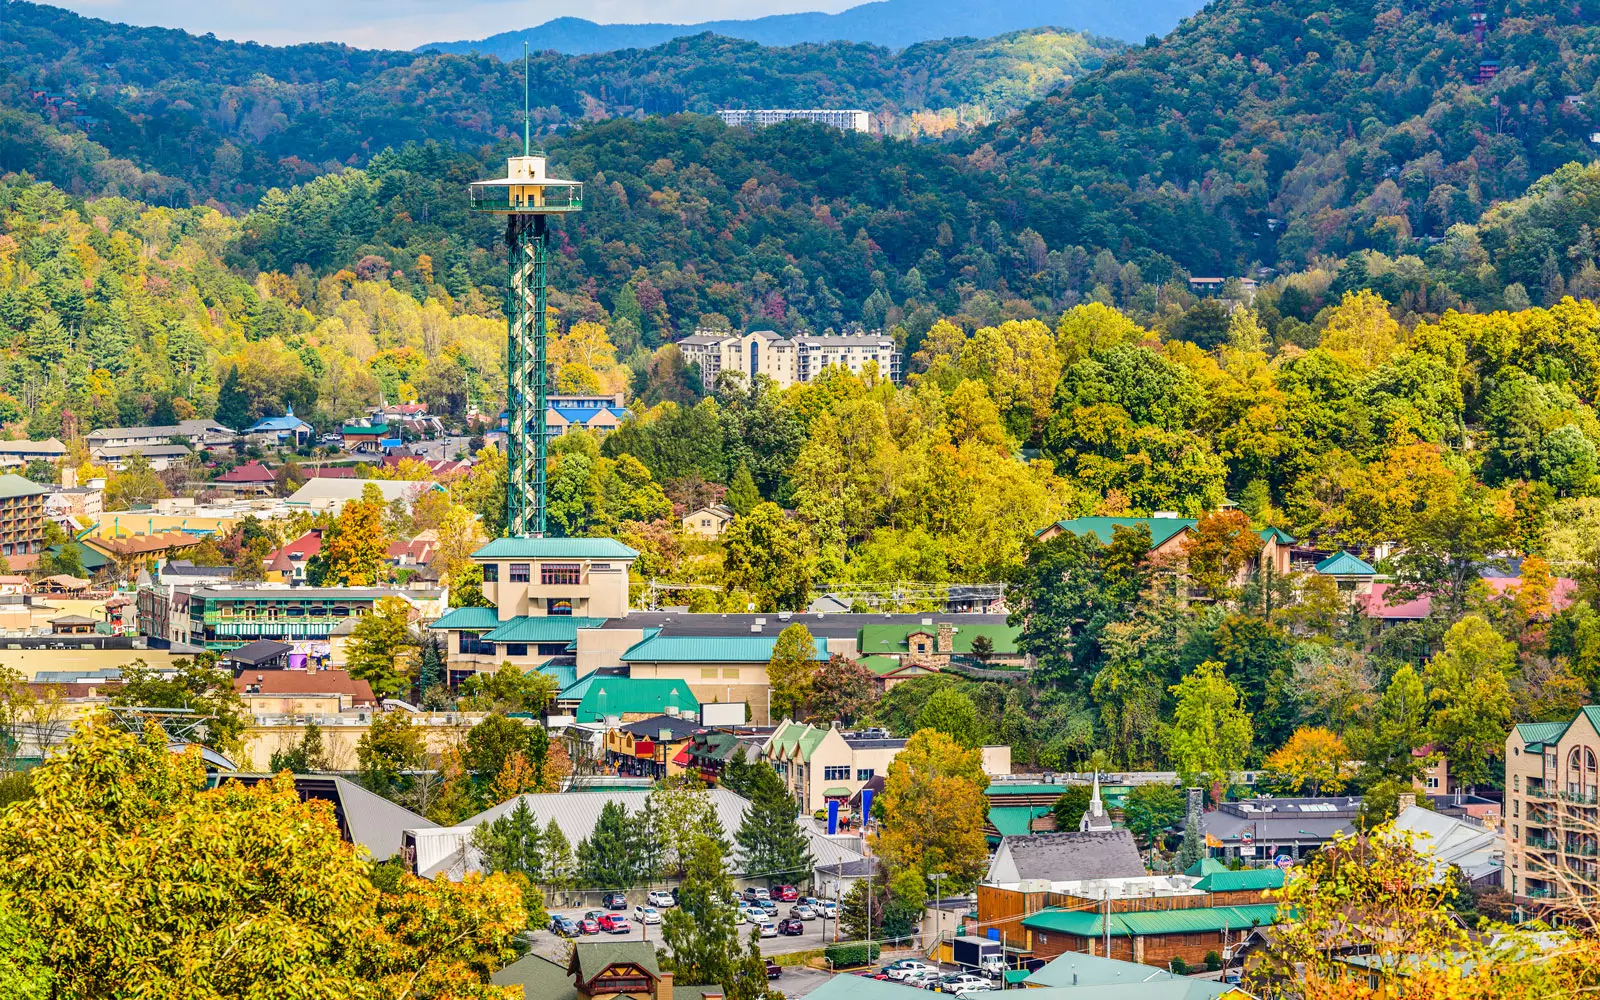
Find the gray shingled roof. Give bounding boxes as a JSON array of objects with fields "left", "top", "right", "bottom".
[{"left": 987, "top": 830, "right": 1146, "bottom": 885}]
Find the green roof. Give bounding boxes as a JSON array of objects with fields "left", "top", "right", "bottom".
[
  {"left": 1026, "top": 953, "right": 1248, "bottom": 998},
  {"left": 429, "top": 606, "right": 502, "bottom": 631},
  {"left": 51, "top": 541, "right": 110, "bottom": 571},
  {"left": 856, "top": 654, "right": 905, "bottom": 675},
  {"left": 1516, "top": 720, "right": 1571, "bottom": 750},
  {"left": 988, "top": 805, "right": 1052, "bottom": 836},
  {"left": 481, "top": 616, "right": 608, "bottom": 643},
  {"left": 1315, "top": 551, "right": 1377, "bottom": 576},
  {"left": 620, "top": 634, "right": 827, "bottom": 663},
  {"left": 823, "top": 786, "right": 851, "bottom": 797},
  {"left": 0, "top": 474, "right": 45, "bottom": 499},
  {"left": 1023, "top": 903, "right": 1284, "bottom": 938},
  {"left": 558, "top": 673, "right": 600, "bottom": 702},
  {"left": 1042, "top": 516, "right": 1293, "bottom": 550},
  {"left": 1194, "top": 868, "right": 1285, "bottom": 893},
  {"left": 473, "top": 537, "right": 638, "bottom": 560},
  {"left": 537, "top": 663, "right": 577, "bottom": 690},
  {"left": 1002, "top": 970, "right": 1031, "bottom": 985},
  {"left": 570, "top": 940, "right": 661, "bottom": 980},
  {"left": 575, "top": 678, "right": 700, "bottom": 722},
  {"left": 1043, "top": 516, "right": 1195, "bottom": 547},
  {"left": 985, "top": 783, "right": 1074, "bottom": 797},
  {"left": 341, "top": 423, "right": 389, "bottom": 435},
  {"left": 491, "top": 953, "right": 576, "bottom": 1000},
  {"left": 1184, "top": 857, "right": 1231, "bottom": 878},
  {"left": 857, "top": 622, "right": 1021, "bottom": 656}
]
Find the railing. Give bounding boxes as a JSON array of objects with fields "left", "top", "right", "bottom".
[
  {"left": 1527, "top": 835, "right": 1559, "bottom": 850},
  {"left": 1526, "top": 887, "right": 1556, "bottom": 899},
  {"left": 469, "top": 182, "right": 583, "bottom": 213},
  {"left": 1566, "top": 842, "right": 1600, "bottom": 857},
  {"left": 1526, "top": 785, "right": 1556, "bottom": 800}
]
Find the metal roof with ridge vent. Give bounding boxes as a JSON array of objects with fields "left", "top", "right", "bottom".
[{"left": 473, "top": 537, "right": 638, "bottom": 559}]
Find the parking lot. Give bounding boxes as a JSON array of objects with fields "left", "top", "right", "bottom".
[{"left": 528, "top": 898, "right": 846, "bottom": 962}]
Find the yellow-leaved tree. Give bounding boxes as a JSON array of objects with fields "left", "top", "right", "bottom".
[
  {"left": 0, "top": 720, "right": 524, "bottom": 998},
  {"left": 872, "top": 728, "right": 991, "bottom": 893}
]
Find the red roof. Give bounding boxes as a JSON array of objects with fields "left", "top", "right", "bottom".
[
  {"left": 385, "top": 538, "right": 436, "bottom": 565},
  {"left": 267, "top": 529, "right": 323, "bottom": 572},
  {"left": 1362, "top": 577, "right": 1577, "bottom": 620},
  {"left": 233, "top": 668, "right": 376, "bottom": 706},
  {"left": 672, "top": 746, "right": 690, "bottom": 766},
  {"left": 302, "top": 466, "right": 359, "bottom": 479},
  {"left": 216, "top": 460, "right": 275, "bottom": 484}
]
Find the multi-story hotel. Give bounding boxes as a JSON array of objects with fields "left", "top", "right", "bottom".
[
  {"left": 0, "top": 474, "right": 46, "bottom": 559},
  {"left": 715, "top": 108, "right": 870, "bottom": 133},
  {"left": 1505, "top": 708, "right": 1600, "bottom": 904},
  {"left": 676, "top": 328, "right": 900, "bottom": 390}
]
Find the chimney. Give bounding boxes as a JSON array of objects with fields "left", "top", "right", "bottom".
[
  {"left": 658, "top": 970, "right": 674, "bottom": 1000},
  {"left": 936, "top": 623, "right": 955, "bottom": 653},
  {"left": 61, "top": 466, "right": 76, "bottom": 489},
  {"left": 1397, "top": 792, "right": 1417, "bottom": 814}
]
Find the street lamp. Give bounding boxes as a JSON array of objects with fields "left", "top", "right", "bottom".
[{"left": 929, "top": 872, "right": 948, "bottom": 969}]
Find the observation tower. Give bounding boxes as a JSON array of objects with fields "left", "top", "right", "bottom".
[{"left": 468, "top": 45, "right": 582, "bottom": 536}]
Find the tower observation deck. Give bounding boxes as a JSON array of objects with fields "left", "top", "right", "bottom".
[{"left": 468, "top": 47, "right": 582, "bottom": 537}]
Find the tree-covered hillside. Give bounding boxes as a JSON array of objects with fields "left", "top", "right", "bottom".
[
  {"left": 988, "top": 0, "right": 1600, "bottom": 271},
  {"left": 0, "top": 0, "right": 1119, "bottom": 206}
]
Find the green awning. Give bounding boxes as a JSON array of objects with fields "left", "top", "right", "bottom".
[{"left": 823, "top": 787, "right": 851, "bottom": 798}]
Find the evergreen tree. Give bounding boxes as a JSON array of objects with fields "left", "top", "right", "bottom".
[
  {"left": 542, "top": 818, "right": 575, "bottom": 891},
  {"left": 661, "top": 833, "right": 744, "bottom": 989},
  {"left": 472, "top": 798, "right": 544, "bottom": 880},
  {"left": 721, "top": 745, "right": 757, "bottom": 799},
  {"left": 215, "top": 364, "right": 251, "bottom": 430},
  {"left": 577, "top": 800, "right": 641, "bottom": 888},
  {"left": 725, "top": 461, "right": 759, "bottom": 516},
  {"left": 734, "top": 763, "right": 813, "bottom": 888},
  {"left": 1176, "top": 789, "right": 1204, "bottom": 871},
  {"left": 416, "top": 634, "right": 444, "bottom": 703}
]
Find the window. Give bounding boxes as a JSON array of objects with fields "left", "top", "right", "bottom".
[
  {"left": 536, "top": 643, "right": 568, "bottom": 655},
  {"left": 509, "top": 563, "right": 530, "bottom": 583},
  {"left": 548, "top": 598, "right": 573, "bottom": 616},
  {"left": 702, "top": 668, "right": 720, "bottom": 679},
  {"left": 1514, "top": 800, "right": 1520, "bottom": 817},
  {"left": 504, "top": 643, "right": 528, "bottom": 657},
  {"left": 857, "top": 768, "right": 874, "bottom": 781},
  {"left": 542, "top": 563, "right": 581, "bottom": 586},
  {"left": 1515, "top": 775, "right": 1521, "bottom": 791},
  {"left": 459, "top": 632, "right": 496, "bottom": 656},
  {"left": 723, "top": 668, "right": 740, "bottom": 679},
  {"left": 1427, "top": 776, "right": 1440, "bottom": 789},
  {"left": 482, "top": 563, "right": 498, "bottom": 583},
  {"left": 823, "top": 765, "right": 850, "bottom": 781}
]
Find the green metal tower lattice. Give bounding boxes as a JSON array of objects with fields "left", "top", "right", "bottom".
[{"left": 468, "top": 44, "right": 582, "bottom": 536}]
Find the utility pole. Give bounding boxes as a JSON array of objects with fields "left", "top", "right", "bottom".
[{"left": 929, "top": 871, "right": 948, "bottom": 968}]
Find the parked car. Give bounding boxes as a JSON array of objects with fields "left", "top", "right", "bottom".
[
  {"left": 634, "top": 906, "right": 662, "bottom": 925},
  {"left": 935, "top": 974, "right": 990, "bottom": 993},
  {"left": 548, "top": 915, "right": 579, "bottom": 937},
  {"left": 647, "top": 890, "right": 675, "bottom": 908},
  {"left": 774, "top": 885, "right": 799, "bottom": 901},
  {"left": 790, "top": 903, "right": 816, "bottom": 920},
  {"left": 819, "top": 900, "right": 838, "bottom": 918},
  {"left": 777, "top": 917, "right": 805, "bottom": 935},
  {"left": 765, "top": 961, "right": 783, "bottom": 980},
  {"left": 759, "top": 921, "right": 778, "bottom": 938},
  {"left": 576, "top": 917, "right": 600, "bottom": 935},
  {"left": 887, "top": 961, "right": 936, "bottom": 982},
  {"left": 597, "top": 914, "right": 631, "bottom": 934},
  {"left": 743, "top": 887, "right": 771, "bottom": 902},
  {"left": 603, "top": 892, "right": 628, "bottom": 910}
]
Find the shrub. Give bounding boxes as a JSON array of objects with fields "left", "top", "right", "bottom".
[
  {"left": 825, "top": 942, "right": 881, "bottom": 968},
  {"left": 1169, "top": 957, "right": 1189, "bottom": 975},
  {"left": 1204, "top": 950, "right": 1221, "bottom": 971}
]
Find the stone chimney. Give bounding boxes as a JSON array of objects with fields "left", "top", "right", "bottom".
[
  {"left": 1396, "top": 792, "right": 1417, "bottom": 814},
  {"left": 61, "top": 465, "right": 76, "bottom": 489},
  {"left": 658, "top": 970, "right": 674, "bottom": 1000},
  {"left": 936, "top": 622, "right": 955, "bottom": 653}
]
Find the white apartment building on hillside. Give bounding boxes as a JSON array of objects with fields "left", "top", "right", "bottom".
[{"left": 677, "top": 328, "right": 900, "bottom": 389}]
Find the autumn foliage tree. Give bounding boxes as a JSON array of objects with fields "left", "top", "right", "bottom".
[
  {"left": 873, "top": 728, "right": 991, "bottom": 893},
  {"left": 1261, "top": 726, "right": 1351, "bottom": 796},
  {"left": 0, "top": 720, "right": 524, "bottom": 998},
  {"left": 319, "top": 483, "right": 392, "bottom": 585},
  {"left": 1185, "top": 510, "right": 1263, "bottom": 597}
]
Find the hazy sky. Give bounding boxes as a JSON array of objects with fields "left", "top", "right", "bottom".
[{"left": 47, "top": 0, "right": 856, "bottom": 49}]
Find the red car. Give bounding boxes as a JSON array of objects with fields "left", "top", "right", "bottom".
[
  {"left": 576, "top": 918, "right": 601, "bottom": 935},
  {"left": 774, "top": 885, "right": 799, "bottom": 901},
  {"left": 597, "top": 914, "right": 632, "bottom": 934}
]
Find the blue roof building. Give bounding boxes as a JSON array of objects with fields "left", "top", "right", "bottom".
[{"left": 244, "top": 404, "right": 313, "bottom": 446}]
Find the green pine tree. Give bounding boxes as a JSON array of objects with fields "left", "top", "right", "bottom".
[
  {"left": 725, "top": 461, "right": 759, "bottom": 516},
  {"left": 416, "top": 635, "right": 444, "bottom": 703},
  {"left": 733, "top": 762, "right": 813, "bottom": 888},
  {"left": 542, "top": 818, "right": 575, "bottom": 891},
  {"left": 215, "top": 364, "right": 252, "bottom": 430},
  {"left": 661, "top": 833, "right": 744, "bottom": 989},
  {"left": 576, "top": 800, "right": 642, "bottom": 888}
]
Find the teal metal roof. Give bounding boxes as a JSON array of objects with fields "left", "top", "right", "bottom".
[
  {"left": 1042, "top": 516, "right": 1194, "bottom": 547},
  {"left": 1023, "top": 903, "right": 1284, "bottom": 938},
  {"left": 0, "top": 474, "right": 46, "bottom": 499},
  {"left": 480, "top": 616, "right": 608, "bottom": 642},
  {"left": 986, "top": 783, "right": 1073, "bottom": 797},
  {"left": 1194, "top": 867, "right": 1285, "bottom": 893},
  {"left": 473, "top": 537, "right": 638, "bottom": 559},
  {"left": 558, "top": 673, "right": 599, "bottom": 703},
  {"left": 1314, "top": 551, "right": 1377, "bottom": 576},
  {"left": 619, "top": 634, "right": 828, "bottom": 663},
  {"left": 1184, "top": 857, "right": 1230, "bottom": 877},
  {"left": 575, "top": 678, "right": 700, "bottom": 722},
  {"left": 536, "top": 663, "right": 577, "bottom": 690},
  {"left": 1258, "top": 526, "right": 1296, "bottom": 544},
  {"left": 429, "top": 606, "right": 501, "bottom": 631},
  {"left": 988, "top": 805, "right": 1052, "bottom": 837}
]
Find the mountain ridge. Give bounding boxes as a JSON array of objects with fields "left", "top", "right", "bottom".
[{"left": 419, "top": 0, "right": 1202, "bottom": 58}]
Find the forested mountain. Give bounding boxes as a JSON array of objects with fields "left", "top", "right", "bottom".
[
  {"left": 988, "top": 0, "right": 1600, "bottom": 272},
  {"left": 424, "top": 0, "right": 1199, "bottom": 57},
  {"left": 0, "top": 0, "right": 1119, "bottom": 207}
]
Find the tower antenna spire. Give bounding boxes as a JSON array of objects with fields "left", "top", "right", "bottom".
[{"left": 523, "top": 41, "right": 530, "bottom": 156}]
